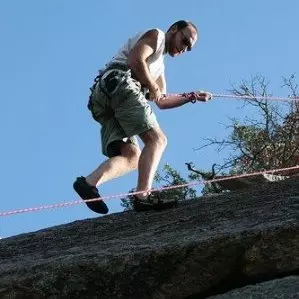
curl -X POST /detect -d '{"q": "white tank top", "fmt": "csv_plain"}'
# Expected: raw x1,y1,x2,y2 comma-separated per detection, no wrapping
107,28,165,81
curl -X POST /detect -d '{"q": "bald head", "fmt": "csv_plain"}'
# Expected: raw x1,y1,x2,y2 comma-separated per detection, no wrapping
165,20,198,57
167,20,198,34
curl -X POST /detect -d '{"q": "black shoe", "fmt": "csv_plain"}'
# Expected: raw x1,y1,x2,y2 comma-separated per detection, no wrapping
73,176,109,214
132,192,178,212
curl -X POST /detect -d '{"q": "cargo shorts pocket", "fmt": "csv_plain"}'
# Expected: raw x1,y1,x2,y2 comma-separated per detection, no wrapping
102,71,121,94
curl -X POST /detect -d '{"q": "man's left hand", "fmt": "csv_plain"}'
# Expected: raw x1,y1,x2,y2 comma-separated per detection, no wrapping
190,91,213,102
196,91,213,102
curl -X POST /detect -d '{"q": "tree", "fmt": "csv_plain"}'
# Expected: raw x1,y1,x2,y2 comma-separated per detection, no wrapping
190,74,299,194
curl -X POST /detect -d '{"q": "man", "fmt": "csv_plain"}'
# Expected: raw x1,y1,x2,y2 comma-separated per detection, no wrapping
73,20,212,214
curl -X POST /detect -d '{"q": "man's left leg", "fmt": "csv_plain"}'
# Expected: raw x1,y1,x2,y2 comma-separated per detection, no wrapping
74,141,140,214
86,141,141,186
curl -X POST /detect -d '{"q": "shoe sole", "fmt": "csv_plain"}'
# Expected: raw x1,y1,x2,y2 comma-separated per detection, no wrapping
73,180,109,214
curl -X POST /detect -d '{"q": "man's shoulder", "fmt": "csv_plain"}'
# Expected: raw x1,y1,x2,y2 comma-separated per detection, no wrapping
142,28,166,46
138,28,165,37
149,28,165,37
129,28,165,53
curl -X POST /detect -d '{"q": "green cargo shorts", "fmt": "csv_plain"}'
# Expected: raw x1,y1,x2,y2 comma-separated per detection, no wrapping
88,69,159,157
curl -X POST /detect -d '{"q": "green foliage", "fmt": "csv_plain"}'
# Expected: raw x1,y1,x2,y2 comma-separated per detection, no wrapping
154,163,197,200
120,189,134,211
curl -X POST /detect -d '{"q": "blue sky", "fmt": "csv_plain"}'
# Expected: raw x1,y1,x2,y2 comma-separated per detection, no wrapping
1,0,298,238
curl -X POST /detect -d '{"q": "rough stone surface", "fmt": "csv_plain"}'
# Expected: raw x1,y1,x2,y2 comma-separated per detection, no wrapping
215,173,288,191
215,168,299,191
207,276,299,299
0,178,298,298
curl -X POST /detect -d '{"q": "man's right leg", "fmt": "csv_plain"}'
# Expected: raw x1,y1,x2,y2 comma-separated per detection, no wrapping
136,126,167,198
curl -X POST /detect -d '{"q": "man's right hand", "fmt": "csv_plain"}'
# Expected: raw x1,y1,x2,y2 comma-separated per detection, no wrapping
148,86,162,101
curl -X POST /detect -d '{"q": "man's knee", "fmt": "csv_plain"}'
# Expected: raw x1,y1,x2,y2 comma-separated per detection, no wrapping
120,142,141,169
139,127,168,148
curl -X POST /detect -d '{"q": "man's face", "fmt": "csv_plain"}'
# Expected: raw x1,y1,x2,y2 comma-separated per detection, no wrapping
168,25,198,57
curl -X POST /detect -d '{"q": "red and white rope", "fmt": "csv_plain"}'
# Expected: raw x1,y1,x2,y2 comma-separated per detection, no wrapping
213,93,299,102
1,93,298,217
1,165,298,217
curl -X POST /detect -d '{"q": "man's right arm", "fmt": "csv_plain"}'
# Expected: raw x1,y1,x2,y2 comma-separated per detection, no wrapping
127,29,161,100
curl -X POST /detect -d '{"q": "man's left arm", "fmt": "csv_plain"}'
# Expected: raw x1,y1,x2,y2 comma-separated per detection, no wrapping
153,73,212,109
154,89,213,110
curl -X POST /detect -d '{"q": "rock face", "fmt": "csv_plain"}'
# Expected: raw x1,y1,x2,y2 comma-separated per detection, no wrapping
0,178,298,299
208,276,299,299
